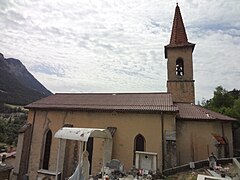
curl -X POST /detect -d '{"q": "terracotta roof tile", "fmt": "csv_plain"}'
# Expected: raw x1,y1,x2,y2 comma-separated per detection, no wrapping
175,103,236,121
170,4,188,45
25,93,178,112
164,4,195,58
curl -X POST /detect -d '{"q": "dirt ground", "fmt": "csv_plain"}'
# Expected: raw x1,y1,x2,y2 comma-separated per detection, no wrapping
165,169,206,180
166,163,239,180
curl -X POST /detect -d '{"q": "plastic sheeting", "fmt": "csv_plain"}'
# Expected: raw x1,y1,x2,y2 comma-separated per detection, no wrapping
68,151,90,180
54,127,112,142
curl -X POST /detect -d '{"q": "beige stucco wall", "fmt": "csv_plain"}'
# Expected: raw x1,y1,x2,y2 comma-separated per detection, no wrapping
176,120,233,165
166,47,195,103
27,109,176,179
166,47,194,81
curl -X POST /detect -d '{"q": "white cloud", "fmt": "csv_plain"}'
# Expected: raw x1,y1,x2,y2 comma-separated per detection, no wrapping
0,0,239,102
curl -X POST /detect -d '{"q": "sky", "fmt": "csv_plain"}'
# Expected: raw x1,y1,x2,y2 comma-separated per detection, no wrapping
0,0,239,103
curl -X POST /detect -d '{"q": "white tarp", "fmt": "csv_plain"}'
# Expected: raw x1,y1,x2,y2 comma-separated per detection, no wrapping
68,151,90,180
54,127,112,142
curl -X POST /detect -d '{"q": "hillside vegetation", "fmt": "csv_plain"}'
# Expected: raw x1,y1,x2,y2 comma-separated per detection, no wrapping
0,102,27,145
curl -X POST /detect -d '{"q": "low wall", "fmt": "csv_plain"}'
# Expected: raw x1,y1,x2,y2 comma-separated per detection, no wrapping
163,157,240,176
233,158,240,177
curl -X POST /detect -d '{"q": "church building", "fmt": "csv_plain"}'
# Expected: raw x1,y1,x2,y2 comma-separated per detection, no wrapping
13,4,235,180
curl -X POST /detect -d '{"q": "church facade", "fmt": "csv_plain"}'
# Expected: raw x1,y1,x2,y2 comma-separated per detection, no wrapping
13,4,235,180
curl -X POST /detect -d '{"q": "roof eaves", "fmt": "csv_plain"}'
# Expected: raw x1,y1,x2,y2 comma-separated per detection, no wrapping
176,116,236,122
25,105,178,113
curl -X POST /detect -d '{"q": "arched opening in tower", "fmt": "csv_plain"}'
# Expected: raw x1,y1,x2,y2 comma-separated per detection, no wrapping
176,58,184,77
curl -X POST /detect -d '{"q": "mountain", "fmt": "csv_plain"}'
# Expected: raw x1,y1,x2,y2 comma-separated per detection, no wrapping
0,53,52,105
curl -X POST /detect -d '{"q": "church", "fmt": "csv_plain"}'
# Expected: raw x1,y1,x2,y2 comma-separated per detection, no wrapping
13,4,235,180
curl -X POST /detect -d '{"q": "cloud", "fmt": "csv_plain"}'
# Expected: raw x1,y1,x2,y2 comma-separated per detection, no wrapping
193,27,240,101
0,0,239,102
30,63,66,77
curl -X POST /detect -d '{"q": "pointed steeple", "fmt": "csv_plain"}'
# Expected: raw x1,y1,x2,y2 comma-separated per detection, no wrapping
169,3,188,45
164,3,196,103
165,3,195,58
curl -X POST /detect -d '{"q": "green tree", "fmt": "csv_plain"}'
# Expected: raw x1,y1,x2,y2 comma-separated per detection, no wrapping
232,99,240,119
0,119,7,142
203,86,240,122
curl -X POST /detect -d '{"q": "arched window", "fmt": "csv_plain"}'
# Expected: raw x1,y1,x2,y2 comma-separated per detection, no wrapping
135,134,145,151
133,134,146,164
176,58,184,76
42,129,52,170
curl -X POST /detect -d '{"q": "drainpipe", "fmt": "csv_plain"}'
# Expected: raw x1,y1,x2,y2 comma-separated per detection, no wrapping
221,122,225,137
161,112,165,171
221,122,229,157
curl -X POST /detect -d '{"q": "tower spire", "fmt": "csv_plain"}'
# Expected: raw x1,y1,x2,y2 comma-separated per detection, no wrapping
165,3,195,58
170,3,188,45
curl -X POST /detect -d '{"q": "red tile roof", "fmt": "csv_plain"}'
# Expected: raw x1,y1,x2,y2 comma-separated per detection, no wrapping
25,93,235,121
175,103,236,121
25,93,178,112
164,4,195,58
170,4,188,45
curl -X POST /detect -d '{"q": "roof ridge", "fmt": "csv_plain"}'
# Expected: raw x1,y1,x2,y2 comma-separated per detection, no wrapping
28,103,176,107
54,92,172,95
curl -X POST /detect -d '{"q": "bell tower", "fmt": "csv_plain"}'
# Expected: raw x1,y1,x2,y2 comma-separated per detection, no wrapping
165,4,195,103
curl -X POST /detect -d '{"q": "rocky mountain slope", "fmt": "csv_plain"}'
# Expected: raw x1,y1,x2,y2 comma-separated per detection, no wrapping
0,53,52,105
